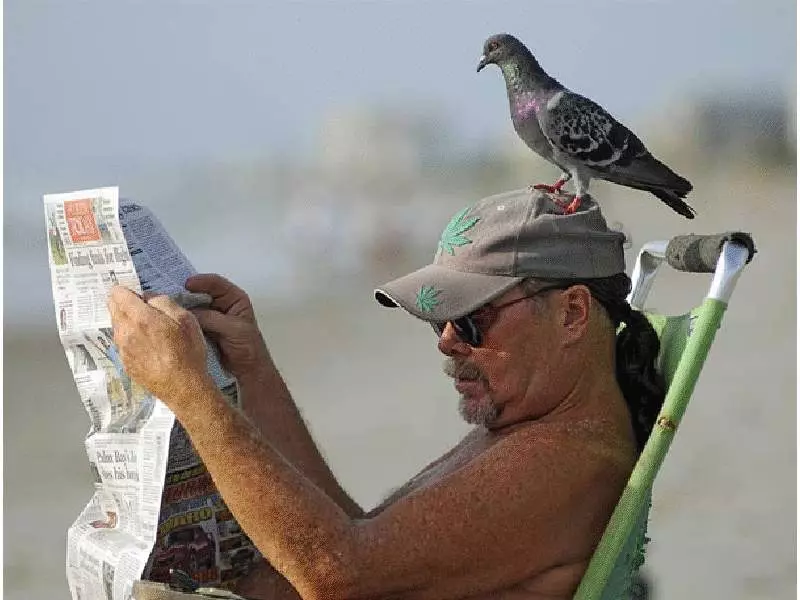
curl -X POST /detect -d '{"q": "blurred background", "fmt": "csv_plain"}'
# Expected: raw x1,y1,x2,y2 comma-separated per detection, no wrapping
4,1,796,599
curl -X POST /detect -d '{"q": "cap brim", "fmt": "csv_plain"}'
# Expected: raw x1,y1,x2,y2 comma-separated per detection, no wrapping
374,264,523,322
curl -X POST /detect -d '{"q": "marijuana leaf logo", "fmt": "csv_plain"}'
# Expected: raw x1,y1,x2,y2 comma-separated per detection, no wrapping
415,285,441,313
438,207,480,256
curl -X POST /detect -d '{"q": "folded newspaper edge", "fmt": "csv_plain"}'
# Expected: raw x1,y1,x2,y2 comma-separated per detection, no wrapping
44,187,262,600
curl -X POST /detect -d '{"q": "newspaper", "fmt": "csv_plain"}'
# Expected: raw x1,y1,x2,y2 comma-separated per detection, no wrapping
44,187,261,600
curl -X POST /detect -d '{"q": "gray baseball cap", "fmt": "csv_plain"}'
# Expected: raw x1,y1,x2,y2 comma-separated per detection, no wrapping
374,188,627,322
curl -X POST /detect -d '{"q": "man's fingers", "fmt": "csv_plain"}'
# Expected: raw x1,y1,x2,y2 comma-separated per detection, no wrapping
108,285,144,321
109,285,138,306
185,274,240,299
191,308,232,336
146,294,194,325
104,291,212,404
185,274,254,317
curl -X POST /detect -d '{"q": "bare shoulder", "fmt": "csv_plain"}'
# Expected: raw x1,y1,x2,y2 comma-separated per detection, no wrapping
353,419,636,598
483,417,635,498
492,417,636,470
473,417,637,559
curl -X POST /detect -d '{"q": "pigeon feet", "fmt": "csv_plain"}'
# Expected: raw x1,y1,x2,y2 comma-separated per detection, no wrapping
550,196,571,208
550,194,583,214
532,179,567,194
529,183,582,214
563,195,583,214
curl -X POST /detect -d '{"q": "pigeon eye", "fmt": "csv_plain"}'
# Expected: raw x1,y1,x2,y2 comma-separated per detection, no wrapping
488,42,499,51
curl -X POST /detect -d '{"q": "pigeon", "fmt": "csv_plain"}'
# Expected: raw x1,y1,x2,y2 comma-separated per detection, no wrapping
477,33,695,219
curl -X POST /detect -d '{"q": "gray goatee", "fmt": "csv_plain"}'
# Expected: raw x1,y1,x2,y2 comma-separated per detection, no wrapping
442,358,499,426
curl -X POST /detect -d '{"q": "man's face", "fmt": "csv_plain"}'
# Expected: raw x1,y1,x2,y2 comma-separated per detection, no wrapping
439,286,564,428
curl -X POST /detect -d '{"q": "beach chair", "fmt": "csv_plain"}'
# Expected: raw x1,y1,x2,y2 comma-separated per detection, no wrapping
573,231,757,600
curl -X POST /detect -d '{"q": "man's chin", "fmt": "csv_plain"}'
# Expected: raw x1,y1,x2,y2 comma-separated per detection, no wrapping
454,377,486,397
458,393,499,426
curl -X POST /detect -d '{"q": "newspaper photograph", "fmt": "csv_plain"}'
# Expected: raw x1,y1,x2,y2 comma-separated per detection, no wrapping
44,187,261,600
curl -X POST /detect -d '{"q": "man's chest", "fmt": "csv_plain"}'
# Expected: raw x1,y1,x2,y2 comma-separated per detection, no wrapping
371,429,492,513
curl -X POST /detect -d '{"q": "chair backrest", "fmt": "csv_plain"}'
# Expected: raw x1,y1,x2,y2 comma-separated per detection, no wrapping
574,234,755,600
592,310,695,600
648,311,698,386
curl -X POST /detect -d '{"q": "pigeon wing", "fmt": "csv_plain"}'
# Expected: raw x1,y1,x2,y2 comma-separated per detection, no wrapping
539,91,695,218
539,92,647,171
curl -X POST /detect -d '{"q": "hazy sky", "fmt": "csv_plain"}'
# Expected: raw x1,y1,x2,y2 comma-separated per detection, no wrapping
6,0,795,172
4,0,796,323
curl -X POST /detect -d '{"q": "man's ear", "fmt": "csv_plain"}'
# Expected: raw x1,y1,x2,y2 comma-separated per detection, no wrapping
559,285,592,345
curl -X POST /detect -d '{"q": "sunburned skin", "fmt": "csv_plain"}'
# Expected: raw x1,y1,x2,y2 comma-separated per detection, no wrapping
236,415,635,600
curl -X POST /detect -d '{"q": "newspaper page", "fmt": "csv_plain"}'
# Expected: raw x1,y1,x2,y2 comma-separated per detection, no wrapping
45,187,261,600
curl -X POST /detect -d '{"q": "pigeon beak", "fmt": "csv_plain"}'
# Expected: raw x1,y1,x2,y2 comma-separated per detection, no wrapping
477,55,489,72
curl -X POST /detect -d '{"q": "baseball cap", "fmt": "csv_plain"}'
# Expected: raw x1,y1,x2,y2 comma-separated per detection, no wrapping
374,188,627,322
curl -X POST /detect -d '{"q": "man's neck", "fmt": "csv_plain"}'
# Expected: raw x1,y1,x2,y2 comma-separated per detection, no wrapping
546,367,624,421
490,353,623,433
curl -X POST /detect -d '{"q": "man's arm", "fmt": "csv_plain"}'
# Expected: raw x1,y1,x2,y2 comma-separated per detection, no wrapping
228,363,363,599
235,358,365,519
174,383,357,600
187,274,364,518
188,274,362,598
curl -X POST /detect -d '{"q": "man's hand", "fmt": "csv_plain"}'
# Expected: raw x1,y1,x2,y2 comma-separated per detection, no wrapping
107,286,213,410
185,274,270,382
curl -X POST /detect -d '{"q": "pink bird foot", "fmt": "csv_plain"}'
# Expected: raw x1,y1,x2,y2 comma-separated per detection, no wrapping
532,179,567,194
563,195,583,214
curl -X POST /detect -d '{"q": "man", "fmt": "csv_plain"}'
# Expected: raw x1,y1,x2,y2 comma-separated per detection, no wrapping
109,190,663,599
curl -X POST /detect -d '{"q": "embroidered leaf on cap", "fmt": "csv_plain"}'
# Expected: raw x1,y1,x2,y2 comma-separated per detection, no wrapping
438,207,480,255
415,285,441,313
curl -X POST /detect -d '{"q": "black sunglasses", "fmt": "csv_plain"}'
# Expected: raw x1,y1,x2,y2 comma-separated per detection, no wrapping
431,284,572,347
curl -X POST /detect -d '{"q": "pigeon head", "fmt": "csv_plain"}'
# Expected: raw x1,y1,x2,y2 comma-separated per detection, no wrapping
477,33,532,72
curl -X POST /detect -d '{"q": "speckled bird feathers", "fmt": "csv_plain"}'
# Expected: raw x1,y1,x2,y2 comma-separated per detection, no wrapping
539,91,648,174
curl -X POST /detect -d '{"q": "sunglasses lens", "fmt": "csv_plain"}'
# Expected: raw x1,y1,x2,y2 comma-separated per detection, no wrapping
432,317,482,346
453,317,481,347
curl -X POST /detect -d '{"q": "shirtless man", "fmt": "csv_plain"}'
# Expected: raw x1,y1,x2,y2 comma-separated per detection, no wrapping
108,190,664,599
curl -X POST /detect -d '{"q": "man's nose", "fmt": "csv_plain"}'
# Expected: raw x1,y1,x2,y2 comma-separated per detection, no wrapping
437,322,472,357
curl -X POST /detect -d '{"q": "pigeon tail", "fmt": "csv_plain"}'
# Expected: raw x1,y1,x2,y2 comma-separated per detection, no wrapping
612,152,692,193
602,174,696,219
649,188,696,219
600,155,695,218
646,157,692,196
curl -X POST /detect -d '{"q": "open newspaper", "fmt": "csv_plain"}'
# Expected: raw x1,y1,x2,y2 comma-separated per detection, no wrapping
44,187,261,600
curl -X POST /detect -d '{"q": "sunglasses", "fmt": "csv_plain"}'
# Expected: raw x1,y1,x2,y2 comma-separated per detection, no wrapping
431,284,571,347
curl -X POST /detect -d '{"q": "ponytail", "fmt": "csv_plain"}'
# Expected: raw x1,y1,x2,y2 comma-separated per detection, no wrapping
613,307,665,450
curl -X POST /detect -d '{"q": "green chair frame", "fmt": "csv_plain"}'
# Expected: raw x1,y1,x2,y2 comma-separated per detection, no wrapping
574,235,755,600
